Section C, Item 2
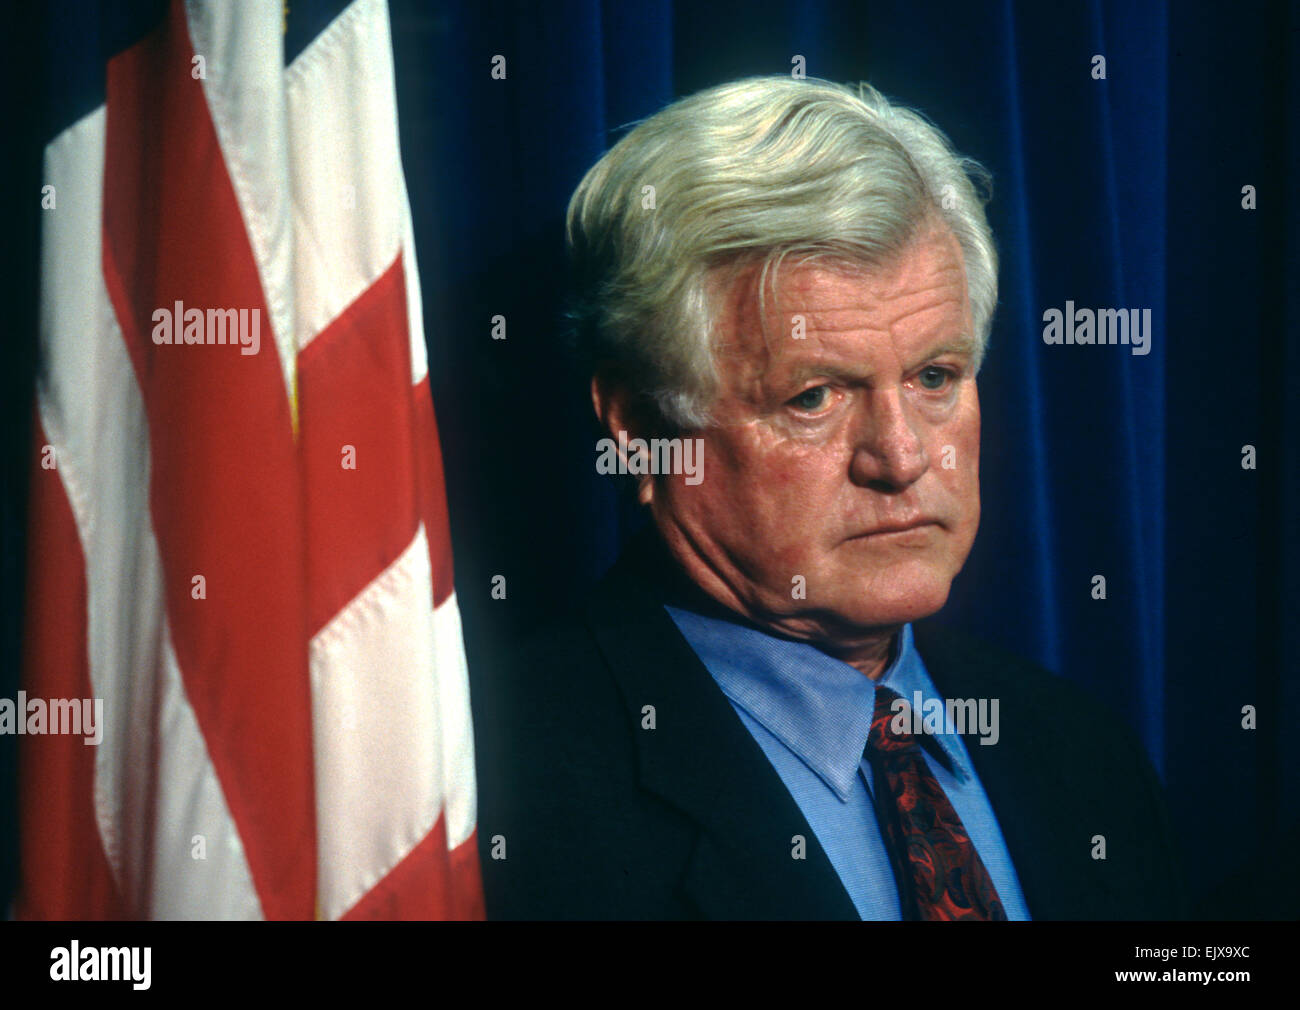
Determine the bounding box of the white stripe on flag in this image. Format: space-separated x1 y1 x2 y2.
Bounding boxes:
184 0 299 413
39 107 262 920
431 592 476 852
285 0 405 356
310 524 444 921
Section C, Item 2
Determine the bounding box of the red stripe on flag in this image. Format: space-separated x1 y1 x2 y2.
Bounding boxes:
100 1 314 919
448 829 486 920
339 821 485 921
298 256 420 636
17 419 131 920
413 374 455 608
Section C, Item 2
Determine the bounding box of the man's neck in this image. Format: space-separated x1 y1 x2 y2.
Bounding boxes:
815 634 897 680
638 526 901 680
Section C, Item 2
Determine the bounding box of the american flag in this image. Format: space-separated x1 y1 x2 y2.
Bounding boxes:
20 0 483 919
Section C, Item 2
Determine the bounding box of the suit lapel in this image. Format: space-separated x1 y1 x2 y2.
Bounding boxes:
585 543 859 920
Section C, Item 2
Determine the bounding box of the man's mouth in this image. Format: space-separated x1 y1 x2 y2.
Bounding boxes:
846 519 942 541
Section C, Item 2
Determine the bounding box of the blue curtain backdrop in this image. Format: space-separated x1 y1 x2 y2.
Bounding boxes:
1 0 1295 917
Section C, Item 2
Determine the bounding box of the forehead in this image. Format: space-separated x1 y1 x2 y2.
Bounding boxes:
711 225 972 371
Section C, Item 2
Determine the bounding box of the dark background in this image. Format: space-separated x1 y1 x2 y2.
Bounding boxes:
2 0 1296 918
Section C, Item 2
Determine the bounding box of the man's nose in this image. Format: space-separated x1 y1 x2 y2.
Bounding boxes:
848 388 928 491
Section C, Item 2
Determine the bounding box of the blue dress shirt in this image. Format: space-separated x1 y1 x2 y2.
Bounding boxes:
665 606 1032 921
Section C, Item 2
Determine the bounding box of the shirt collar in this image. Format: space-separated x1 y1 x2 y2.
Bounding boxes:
875 629 971 783
666 608 971 800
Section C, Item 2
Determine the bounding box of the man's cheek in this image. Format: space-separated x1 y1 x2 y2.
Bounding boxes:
941 414 980 470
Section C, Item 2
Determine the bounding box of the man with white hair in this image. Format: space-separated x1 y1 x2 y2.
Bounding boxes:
475 76 1186 920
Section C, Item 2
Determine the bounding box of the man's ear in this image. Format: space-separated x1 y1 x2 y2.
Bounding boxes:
591 372 657 507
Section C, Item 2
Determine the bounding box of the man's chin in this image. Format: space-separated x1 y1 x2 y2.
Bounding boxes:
815 573 954 631
753 585 952 645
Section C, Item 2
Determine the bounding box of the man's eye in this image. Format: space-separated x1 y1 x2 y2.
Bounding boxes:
917 365 952 391
788 385 831 411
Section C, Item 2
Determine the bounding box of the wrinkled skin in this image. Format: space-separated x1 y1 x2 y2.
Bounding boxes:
595 221 982 678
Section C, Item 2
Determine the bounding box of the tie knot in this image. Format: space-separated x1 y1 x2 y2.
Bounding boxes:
866 685 919 756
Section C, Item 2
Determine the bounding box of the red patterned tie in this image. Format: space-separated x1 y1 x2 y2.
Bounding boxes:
865 686 1007 921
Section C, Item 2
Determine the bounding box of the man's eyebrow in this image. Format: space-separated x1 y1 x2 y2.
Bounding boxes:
774 335 979 385
897 335 978 373
916 335 978 360
776 359 873 385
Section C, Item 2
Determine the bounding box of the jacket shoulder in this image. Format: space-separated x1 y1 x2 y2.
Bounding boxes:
914 622 1149 753
913 621 1189 919
470 597 697 919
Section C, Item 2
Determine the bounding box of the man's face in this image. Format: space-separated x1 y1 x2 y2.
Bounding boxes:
649 222 981 650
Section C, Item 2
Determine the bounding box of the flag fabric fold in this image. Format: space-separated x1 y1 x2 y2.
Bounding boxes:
20 0 483 921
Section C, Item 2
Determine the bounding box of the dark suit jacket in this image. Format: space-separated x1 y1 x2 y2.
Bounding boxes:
474 531 1188 920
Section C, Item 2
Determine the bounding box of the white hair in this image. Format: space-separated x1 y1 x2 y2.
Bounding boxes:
565 75 997 429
